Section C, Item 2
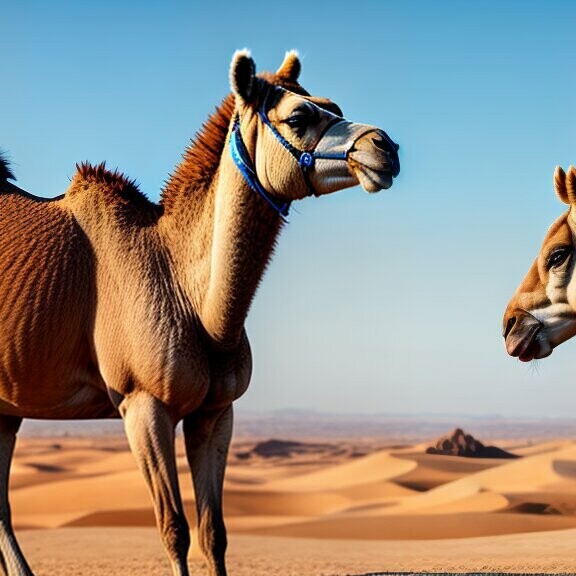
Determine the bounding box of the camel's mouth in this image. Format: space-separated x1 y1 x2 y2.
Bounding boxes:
349 162 395 192
348 131 400 193
516 329 543 363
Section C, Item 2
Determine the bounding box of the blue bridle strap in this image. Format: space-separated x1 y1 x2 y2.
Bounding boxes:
229 117 291 221
257 105 347 176
229 101 349 219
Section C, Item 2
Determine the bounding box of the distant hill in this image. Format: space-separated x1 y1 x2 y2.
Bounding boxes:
426 428 519 459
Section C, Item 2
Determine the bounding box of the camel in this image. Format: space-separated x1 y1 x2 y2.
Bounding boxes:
0 50 400 576
503 165 576 362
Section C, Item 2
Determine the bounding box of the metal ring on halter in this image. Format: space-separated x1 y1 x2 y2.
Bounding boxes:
299 152 314 169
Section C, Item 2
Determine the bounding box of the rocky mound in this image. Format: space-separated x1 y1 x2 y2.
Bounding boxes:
426 428 518 459
236 439 337 460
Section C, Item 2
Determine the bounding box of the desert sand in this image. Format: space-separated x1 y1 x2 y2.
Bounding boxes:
10 433 576 575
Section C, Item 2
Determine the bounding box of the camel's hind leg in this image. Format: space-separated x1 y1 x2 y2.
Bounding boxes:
120 393 190 576
0 415 33 576
183 405 233 576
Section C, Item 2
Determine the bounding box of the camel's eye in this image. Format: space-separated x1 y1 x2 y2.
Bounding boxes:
285 114 309 130
547 246 572 270
283 105 318 136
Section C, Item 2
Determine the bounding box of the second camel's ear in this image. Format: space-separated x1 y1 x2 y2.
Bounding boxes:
276 50 301 82
554 165 576 206
230 49 256 102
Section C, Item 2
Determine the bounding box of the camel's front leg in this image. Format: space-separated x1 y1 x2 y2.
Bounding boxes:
0 415 33 576
183 405 233 576
119 393 190 576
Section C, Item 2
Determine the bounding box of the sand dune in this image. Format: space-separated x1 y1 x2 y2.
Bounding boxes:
246 511 576 540
262 450 417 492
9 435 576 573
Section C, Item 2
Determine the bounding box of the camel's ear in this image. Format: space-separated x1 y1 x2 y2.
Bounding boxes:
276 50 301 82
555 165 576 205
568 165 576 205
555 166 569 204
230 49 256 102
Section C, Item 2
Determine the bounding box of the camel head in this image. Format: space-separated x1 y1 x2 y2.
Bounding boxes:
503 166 576 361
228 50 400 215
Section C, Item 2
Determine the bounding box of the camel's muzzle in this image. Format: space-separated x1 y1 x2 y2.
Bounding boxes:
346 128 400 192
503 309 544 362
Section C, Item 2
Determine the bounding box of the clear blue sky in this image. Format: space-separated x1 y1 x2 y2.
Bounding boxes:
3 1 576 418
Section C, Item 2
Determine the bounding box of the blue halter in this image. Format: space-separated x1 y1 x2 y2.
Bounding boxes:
229 116 291 220
229 101 347 221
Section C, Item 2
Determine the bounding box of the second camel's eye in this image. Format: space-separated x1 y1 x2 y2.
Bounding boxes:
547 246 572 270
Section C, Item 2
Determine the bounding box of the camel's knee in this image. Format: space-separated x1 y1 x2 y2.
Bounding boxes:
161 512 190 561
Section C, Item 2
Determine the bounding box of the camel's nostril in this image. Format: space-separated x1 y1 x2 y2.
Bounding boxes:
373 133 398 154
373 137 387 151
503 316 517 339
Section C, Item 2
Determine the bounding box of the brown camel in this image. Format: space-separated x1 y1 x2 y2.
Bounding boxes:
503 165 576 361
0 50 400 576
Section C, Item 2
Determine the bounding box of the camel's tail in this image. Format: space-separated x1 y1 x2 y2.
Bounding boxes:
0 151 15 183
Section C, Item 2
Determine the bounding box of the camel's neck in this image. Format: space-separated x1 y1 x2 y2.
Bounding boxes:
161 126 283 350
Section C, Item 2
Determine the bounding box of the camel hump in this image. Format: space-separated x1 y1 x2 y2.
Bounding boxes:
68 161 161 224
71 161 141 199
0 151 15 183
